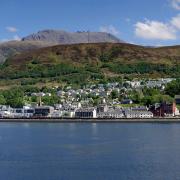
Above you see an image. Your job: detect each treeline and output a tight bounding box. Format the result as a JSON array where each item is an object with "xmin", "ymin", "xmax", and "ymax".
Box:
[{"xmin": 102, "ymin": 62, "xmax": 180, "ymax": 76}]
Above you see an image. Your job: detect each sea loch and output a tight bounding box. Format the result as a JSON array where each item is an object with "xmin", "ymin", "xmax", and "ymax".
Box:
[{"xmin": 0, "ymin": 123, "xmax": 180, "ymax": 180}]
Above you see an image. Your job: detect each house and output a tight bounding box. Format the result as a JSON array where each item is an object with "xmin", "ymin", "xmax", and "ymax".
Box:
[
  {"xmin": 130, "ymin": 81, "xmax": 141, "ymax": 88},
  {"xmin": 121, "ymin": 99, "xmax": 133, "ymax": 105},
  {"xmin": 75, "ymin": 108, "xmax": 97, "ymax": 118}
]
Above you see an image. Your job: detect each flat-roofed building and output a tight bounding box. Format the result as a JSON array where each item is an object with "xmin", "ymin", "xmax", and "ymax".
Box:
[
  {"xmin": 34, "ymin": 106, "xmax": 54, "ymax": 117},
  {"xmin": 75, "ymin": 108, "xmax": 97, "ymax": 118}
]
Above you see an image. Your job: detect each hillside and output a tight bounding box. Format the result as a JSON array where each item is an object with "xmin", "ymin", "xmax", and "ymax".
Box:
[
  {"xmin": 0, "ymin": 30, "xmax": 123, "ymax": 64},
  {"xmin": 22, "ymin": 29, "xmax": 122, "ymax": 44},
  {"xmin": 0, "ymin": 40, "xmax": 54, "ymax": 64},
  {"xmin": 0, "ymin": 43, "xmax": 180, "ymax": 89}
]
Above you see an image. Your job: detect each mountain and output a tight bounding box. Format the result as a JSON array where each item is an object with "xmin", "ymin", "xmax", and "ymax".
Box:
[
  {"xmin": 0, "ymin": 29, "xmax": 123, "ymax": 64},
  {"xmin": 0, "ymin": 40, "xmax": 54, "ymax": 64},
  {"xmin": 22, "ymin": 30, "xmax": 123, "ymax": 44}
]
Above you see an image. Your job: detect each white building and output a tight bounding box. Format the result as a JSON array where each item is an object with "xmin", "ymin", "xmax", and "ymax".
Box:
[{"xmin": 125, "ymin": 110, "xmax": 153, "ymax": 119}]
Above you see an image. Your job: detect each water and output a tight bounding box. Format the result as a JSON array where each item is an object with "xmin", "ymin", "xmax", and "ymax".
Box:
[{"xmin": 0, "ymin": 123, "xmax": 180, "ymax": 180}]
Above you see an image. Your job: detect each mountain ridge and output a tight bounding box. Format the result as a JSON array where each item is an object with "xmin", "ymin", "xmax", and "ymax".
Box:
[{"xmin": 22, "ymin": 29, "xmax": 123, "ymax": 44}]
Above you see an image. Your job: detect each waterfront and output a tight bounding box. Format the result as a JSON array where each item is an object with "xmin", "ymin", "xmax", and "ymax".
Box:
[{"xmin": 1, "ymin": 123, "xmax": 180, "ymax": 180}]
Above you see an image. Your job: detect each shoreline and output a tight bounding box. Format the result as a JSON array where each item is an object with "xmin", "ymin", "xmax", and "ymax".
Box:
[{"xmin": 0, "ymin": 118, "xmax": 180, "ymax": 123}]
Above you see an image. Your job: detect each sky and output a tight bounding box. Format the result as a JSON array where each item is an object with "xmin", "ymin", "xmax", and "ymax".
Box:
[{"xmin": 0, "ymin": 0, "xmax": 180, "ymax": 46}]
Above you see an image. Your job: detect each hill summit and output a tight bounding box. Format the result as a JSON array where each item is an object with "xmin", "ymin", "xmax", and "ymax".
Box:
[{"xmin": 22, "ymin": 29, "xmax": 123, "ymax": 44}]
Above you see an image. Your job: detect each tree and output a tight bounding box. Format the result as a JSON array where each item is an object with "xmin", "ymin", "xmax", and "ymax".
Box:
[
  {"xmin": 2, "ymin": 88, "xmax": 24, "ymax": 108},
  {"xmin": 0, "ymin": 94, "xmax": 6, "ymax": 105},
  {"xmin": 165, "ymin": 79, "xmax": 180, "ymax": 97},
  {"xmin": 111, "ymin": 90, "xmax": 119, "ymax": 99}
]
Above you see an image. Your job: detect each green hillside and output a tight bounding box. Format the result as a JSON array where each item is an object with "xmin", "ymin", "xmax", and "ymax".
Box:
[{"xmin": 0, "ymin": 43, "xmax": 180, "ymax": 89}]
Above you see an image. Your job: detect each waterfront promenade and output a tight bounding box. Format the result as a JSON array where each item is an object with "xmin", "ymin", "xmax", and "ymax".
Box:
[{"xmin": 0, "ymin": 118, "xmax": 180, "ymax": 123}]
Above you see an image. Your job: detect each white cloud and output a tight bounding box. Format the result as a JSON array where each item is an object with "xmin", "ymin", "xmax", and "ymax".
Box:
[
  {"xmin": 13, "ymin": 35, "xmax": 21, "ymax": 41},
  {"xmin": 6, "ymin": 26, "xmax": 18, "ymax": 33},
  {"xmin": 135, "ymin": 20, "xmax": 176, "ymax": 40},
  {"xmin": 0, "ymin": 35, "xmax": 21, "ymax": 42},
  {"xmin": 100, "ymin": 25, "xmax": 120, "ymax": 36},
  {"xmin": 171, "ymin": 14, "xmax": 180, "ymax": 29},
  {"xmin": 171, "ymin": 0, "xmax": 180, "ymax": 10}
]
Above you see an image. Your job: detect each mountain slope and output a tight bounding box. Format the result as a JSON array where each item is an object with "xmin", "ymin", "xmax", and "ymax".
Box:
[
  {"xmin": 0, "ymin": 40, "xmax": 54, "ymax": 64},
  {"xmin": 0, "ymin": 43, "xmax": 180, "ymax": 89},
  {"xmin": 22, "ymin": 30, "xmax": 123, "ymax": 44},
  {"xmin": 5, "ymin": 43, "xmax": 180, "ymax": 66},
  {"xmin": 0, "ymin": 29, "xmax": 123, "ymax": 64}
]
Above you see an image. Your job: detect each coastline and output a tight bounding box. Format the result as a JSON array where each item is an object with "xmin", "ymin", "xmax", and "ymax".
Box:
[{"xmin": 0, "ymin": 118, "xmax": 180, "ymax": 123}]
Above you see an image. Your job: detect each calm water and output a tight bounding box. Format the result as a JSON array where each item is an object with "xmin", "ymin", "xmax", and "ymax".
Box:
[{"xmin": 0, "ymin": 123, "xmax": 180, "ymax": 180}]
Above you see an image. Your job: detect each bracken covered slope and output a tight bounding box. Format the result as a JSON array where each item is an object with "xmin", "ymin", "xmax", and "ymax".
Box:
[{"xmin": 0, "ymin": 43, "xmax": 180, "ymax": 88}]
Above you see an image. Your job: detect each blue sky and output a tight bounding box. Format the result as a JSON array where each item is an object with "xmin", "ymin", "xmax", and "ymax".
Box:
[{"xmin": 0, "ymin": 0, "xmax": 180, "ymax": 46}]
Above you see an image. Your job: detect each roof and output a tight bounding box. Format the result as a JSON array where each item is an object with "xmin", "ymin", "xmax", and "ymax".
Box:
[{"xmin": 75, "ymin": 108, "xmax": 96, "ymax": 112}]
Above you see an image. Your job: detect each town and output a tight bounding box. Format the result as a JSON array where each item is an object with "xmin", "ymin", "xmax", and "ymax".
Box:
[{"xmin": 0, "ymin": 78, "xmax": 179, "ymax": 119}]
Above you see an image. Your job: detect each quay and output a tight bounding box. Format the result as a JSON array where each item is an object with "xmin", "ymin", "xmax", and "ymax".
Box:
[{"xmin": 0, "ymin": 118, "xmax": 180, "ymax": 123}]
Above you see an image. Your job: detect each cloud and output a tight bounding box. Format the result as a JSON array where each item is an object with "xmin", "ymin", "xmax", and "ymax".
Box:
[
  {"xmin": 0, "ymin": 35, "xmax": 21, "ymax": 42},
  {"xmin": 171, "ymin": 0, "xmax": 180, "ymax": 10},
  {"xmin": 100, "ymin": 25, "xmax": 119, "ymax": 36},
  {"xmin": 171, "ymin": 14, "xmax": 180, "ymax": 29},
  {"xmin": 135, "ymin": 20, "xmax": 176, "ymax": 40},
  {"xmin": 6, "ymin": 26, "xmax": 18, "ymax": 33},
  {"xmin": 13, "ymin": 35, "xmax": 21, "ymax": 41}
]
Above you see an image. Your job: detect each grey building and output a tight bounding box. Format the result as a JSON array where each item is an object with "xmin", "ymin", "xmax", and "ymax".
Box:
[{"xmin": 75, "ymin": 108, "xmax": 97, "ymax": 118}]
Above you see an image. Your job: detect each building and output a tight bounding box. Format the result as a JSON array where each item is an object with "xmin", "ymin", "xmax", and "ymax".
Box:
[
  {"xmin": 50, "ymin": 111, "xmax": 63, "ymax": 118},
  {"xmin": 175, "ymin": 95, "xmax": 180, "ymax": 105},
  {"xmin": 11, "ymin": 106, "xmax": 35, "ymax": 118},
  {"xmin": 124, "ymin": 110, "xmax": 153, "ymax": 119},
  {"xmin": 23, "ymin": 106, "xmax": 35, "ymax": 118},
  {"xmin": 98, "ymin": 110, "xmax": 124, "ymax": 118},
  {"xmin": 131, "ymin": 106, "xmax": 148, "ymax": 111},
  {"xmin": 34, "ymin": 106, "xmax": 54, "ymax": 117},
  {"xmin": 75, "ymin": 108, "xmax": 97, "ymax": 118},
  {"xmin": 150, "ymin": 102, "xmax": 176, "ymax": 117},
  {"xmin": 121, "ymin": 99, "xmax": 133, "ymax": 105},
  {"xmin": 0, "ymin": 105, "xmax": 12, "ymax": 118},
  {"xmin": 97, "ymin": 104, "xmax": 108, "ymax": 113}
]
